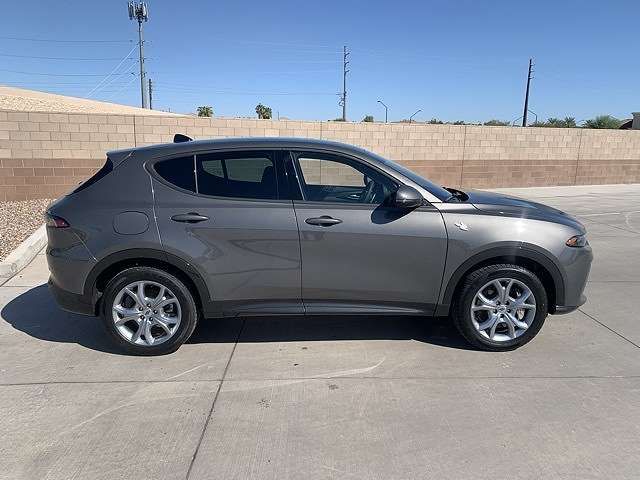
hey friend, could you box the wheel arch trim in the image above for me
[83,248,211,313]
[437,244,565,315]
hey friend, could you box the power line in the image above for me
[103,74,140,101]
[86,44,138,97]
[0,80,134,86]
[0,52,135,61]
[0,35,132,43]
[153,82,337,96]
[0,68,134,77]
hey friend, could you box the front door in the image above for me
[287,151,448,315]
[151,149,302,315]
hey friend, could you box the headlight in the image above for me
[566,234,588,247]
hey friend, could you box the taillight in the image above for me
[45,214,70,228]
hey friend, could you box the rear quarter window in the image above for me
[154,156,196,192]
[70,158,113,195]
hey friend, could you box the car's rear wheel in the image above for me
[452,264,548,351]
[101,266,198,355]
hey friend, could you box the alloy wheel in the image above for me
[111,280,182,346]
[470,277,537,342]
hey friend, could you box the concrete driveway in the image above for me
[1,184,639,480]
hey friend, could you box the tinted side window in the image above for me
[295,153,396,204]
[196,152,278,199]
[70,157,113,195]
[154,156,196,192]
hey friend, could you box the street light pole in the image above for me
[377,100,388,123]
[409,109,422,123]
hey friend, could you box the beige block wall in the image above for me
[1,109,640,201]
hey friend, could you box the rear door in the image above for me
[151,149,302,316]
[286,150,448,314]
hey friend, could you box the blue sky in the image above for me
[0,0,638,122]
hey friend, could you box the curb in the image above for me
[0,224,47,281]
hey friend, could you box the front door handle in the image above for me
[305,216,342,227]
[171,212,209,223]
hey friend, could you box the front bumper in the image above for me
[551,243,593,315]
[553,294,587,315]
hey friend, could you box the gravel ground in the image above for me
[0,199,52,261]
[0,86,183,116]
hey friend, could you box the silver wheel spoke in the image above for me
[136,281,148,306]
[114,305,138,317]
[477,292,496,308]
[130,323,143,343]
[507,312,529,330]
[489,319,499,339]
[504,316,516,338]
[144,320,154,345]
[124,287,142,308]
[492,280,507,303]
[156,297,178,309]
[152,286,166,308]
[477,313,498,331]
[472,304,493,312]
[505,279,516,302]
[115,314,141,326]
[153,317,173,335]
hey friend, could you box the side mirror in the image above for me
[392,185,423,209]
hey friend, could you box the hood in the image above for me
[463,189,585,232]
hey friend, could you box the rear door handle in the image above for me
[305,216,342,227]
[171,212,209,223]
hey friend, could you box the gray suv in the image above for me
[46,137,592,355]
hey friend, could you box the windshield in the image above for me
[371,153,453,201]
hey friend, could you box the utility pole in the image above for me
[128,2,149,108]
[522,58,533,127]
[340,45,350,121]
[148,78,153,109]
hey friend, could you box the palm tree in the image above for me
[255,103,272,119]
[197,106,213,117]
[583,115,621,129]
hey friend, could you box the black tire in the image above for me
[101,266,198,356]
[452,264,548,351]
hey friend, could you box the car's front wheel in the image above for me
[101,266,198,355]
[452,264,548,351]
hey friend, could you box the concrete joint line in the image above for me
[579,308,640,350]
[185,318,246,480]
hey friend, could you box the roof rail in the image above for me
[173,133,193,143]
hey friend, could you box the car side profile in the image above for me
[46,137,592,355]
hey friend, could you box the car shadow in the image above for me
[1,284,476,353]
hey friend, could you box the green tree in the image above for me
[534,117,577,128]
[255,103,273,119]
[583,115,621,129]
[362,115,374,122]
[483,119,510,126]
[427,118,444,124]
[452,120,466,125]
[197,106,213,117]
